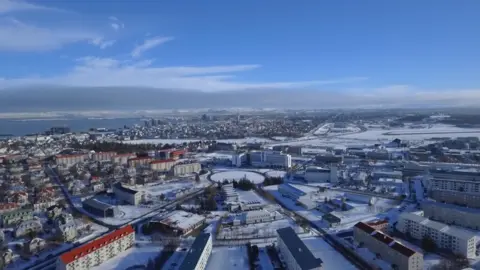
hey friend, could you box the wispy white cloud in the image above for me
[89,37,116,49]
[0,18,99,51]
[0,56,368,92]
[0,0,58,14]
[108,15,124,31]
[131,36,174,58]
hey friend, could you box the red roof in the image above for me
[171,150,186,155]
[150,159,175,164]
[56,154,86,159]
[0,203,19,210]
[60,225,134,265]
[367,220,389,226]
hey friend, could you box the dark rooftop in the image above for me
[322,213,341,223]
[179,233,211,270]
[354,222,376,234]
[113,182,138,194]
[82,198,114,212]
[276,227,322,270]
[390,241,417,257]
[372,231,394,245]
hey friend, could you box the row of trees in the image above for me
[233,178,256,191]
[246,243,260,269]
[263,176,283,186]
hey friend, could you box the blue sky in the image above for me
[0,0,479,103]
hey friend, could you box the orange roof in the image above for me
[150,159,175,164]
[60,225,134,264]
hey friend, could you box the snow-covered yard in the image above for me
[264,170,287,178]
[206,246,249,270]
[91,244,162,270]
[218,219,303,240]
[211,170,265,184]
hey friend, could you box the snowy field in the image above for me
[206,246,249,270]
[123,137,273,145]
[265,170,287,178]
[91,245,162,270]
[210,170,265,184]
[302,237,357,269]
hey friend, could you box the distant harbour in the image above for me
[0,118,143,137]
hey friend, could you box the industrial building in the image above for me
[232,210,279,225]
[56,225,135,270]
[422,200,480,230]
[245,151,292,168]
[278,183,308,200]
[354,222,423,270]
[276,227,323,270]
[82,198,115,218]
[149,210,206,236]
[304,166,338,183]
[396,212,477,258]
[113,182,143,206]
[178,233,212,270]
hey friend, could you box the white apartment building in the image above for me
[354,222,423,270]
[113,182,143,205]
[276,227,323,270]
[396,212,477,258]
[172,163,201,176]
[178,233,212,270]
[56,225,135,270]
[111,154,136,165]
[150,159,176,172]
[233,210,278,225]
[91,152,117,162]
[57,222,78,242]
[422,200,480,230]
[55,154,87,167]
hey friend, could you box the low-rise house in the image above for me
[57,221,77,242]
[15,218,43,237]
[1,208,33,227]
[0,203,19,214]
[5,191,29,205]
[150,210,206,236]
[46,205,63,220]
[24,237,46,254]
[91,182,105,193]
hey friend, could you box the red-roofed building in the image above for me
[55,154,87,167]
[170,149,186,160]
[111,153,136,165]
[150,159,176,172]
[56,225,135,270]
[367,219,389,232]
[128,157,153,168]
[0,203,19,214]
[92,152,117,162]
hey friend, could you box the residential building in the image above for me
[15,218,43,237]
[239,201,265,212]
[150,210,206,236]
[24,237,46,254]
[170,149,186,160]
[57,221,77,242]
[354,222,423,270]
[233,210,279,225]
[2,249,13,266]
[0,203,20,214]
[396,212,477,258]
[47,205,63,220]
[82,198,115,217]
[367,219,389,232]
[128,157,153,168]
[111,153,136,165]
[55,154,87,166]
[0,229,4,245]
[431,190,480,208]
[150,159,175,172]
[56,225,135,270]
[92,152,117,162]
[0,209,33,227]
[178,233,212,270]
[113,182,143,205]
[172,163,201,176]
[422,200,480,230]
[276,227,323,270]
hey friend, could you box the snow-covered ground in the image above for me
[264,170,287,178]
[210,170,265,184]
[91,244,162,270]
[302,237,357,269]
[206,246,249,270]
[218,219,304,240]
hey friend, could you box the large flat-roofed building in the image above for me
[248,151,292,168]
[172,163,201,176]
[55,154,87,167]
[427,169,480,209]
[422,200,480,230]
[354,222,423,270]
[431,190,480,208]
[92,152,117,162]
[82,198,114,218]
[150,210,206,236]
[113,182,143,206]
[56,225,135,270]
[178,233,212,270]
[304,167,331,183]
[276,227,323,270]
[396,212,477,258]
[278,183,307,200]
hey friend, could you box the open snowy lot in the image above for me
[265,170,287,178]
[218,219,303,240]
[211,170,265,184]
[91,245,162,270]
[206,246,249,270]
[302,237,357,269]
